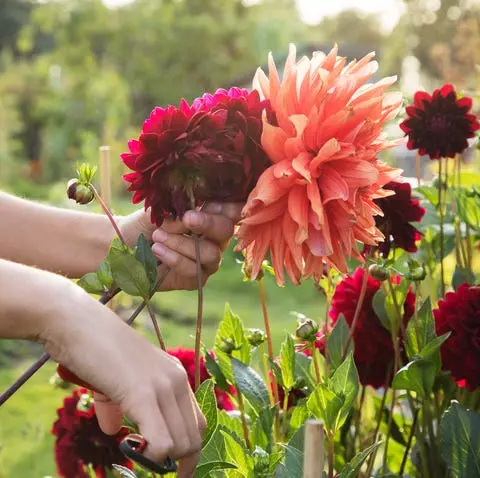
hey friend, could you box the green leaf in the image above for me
[279,333,296,391]
[295,352,316,391]
[204,352,229,391]
[112,465,137,478]
[337,442,382,478]
[96,260,113,288]
[326,314,352,371]
[199,428,227,465]
[108,247,151,297]
[372,289,391,330]
[221,430,253,476]
[452,264,476,291]
[457,190,480,229]
[77,272,105,294]
[416,185,439,207]
[288,401,309,440]
[419,332,451,359]
[195,379,218,448]
[231,357,270,415]
[275,444,303,478]
[218,411,245,443]
[405,297,436,359]
[440,401,480,478]
[252,406,276,453]
[269,358,284,389]
[307,383,343,433]
[194,461,237,477]
[215,350,234,384]
[392,358,436,398]
[135,233,158,290]
[215,304,251,365]
[328,353,359,430]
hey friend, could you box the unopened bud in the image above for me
[76,392,93,413]
[406,265,427,281]
[246,328,267,347]
[241,260,263,282]
[67,179,94,205]
[219,338,236,355]
[295,318,319,342]
[253,446,270,474]
[49,372,70,390]
[368,264,389,281]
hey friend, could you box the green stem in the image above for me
[425,398,440,477]
[352,385,366,454]
[311,342,322,384]
[282,389,290,442]
[399,408,418,477]
[237,390,251,450]
[328,433,335,478]
[438,158,446,297]
[146,301,166,351]
[260,343,274,406]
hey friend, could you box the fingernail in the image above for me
[154,228,168,242]
[185,211,202,228]
[152,243,167,257]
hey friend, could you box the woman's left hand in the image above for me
[120,202,243,291]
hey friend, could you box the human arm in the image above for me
[0,258,206,476]
[0,191,242,289]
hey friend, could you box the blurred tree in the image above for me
[0,0,33,55]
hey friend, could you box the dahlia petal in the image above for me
[319,165,349,203]
[288,185,309,243]
[310,138,341,173]
[261,122,288,163]
[241,199,287,225]
[307,181,325,225]
[253,67,270,100]
[334,159,379,187]
[292,152,312,182]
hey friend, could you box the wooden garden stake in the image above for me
[303,420,325,478]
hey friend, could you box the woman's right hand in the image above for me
[41,281,206,478]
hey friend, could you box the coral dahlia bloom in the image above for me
[325,268,415,388]
[236,44,403,285]
[52,388,132,478]
[400,84,479,160]
[374,181,426,256]
[122,88,270,226]
[434,283,480,391]
[168,347,234,410]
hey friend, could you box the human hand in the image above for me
[42,284,206,477]
[120,202,243,291]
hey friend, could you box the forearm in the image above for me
[0,258,78,341]
[0,191,116,277]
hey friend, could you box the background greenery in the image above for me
[0,0,479,476]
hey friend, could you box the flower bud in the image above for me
[219,337,236,355]
[76,392,93,413]
[252,446,270,475]
[49,372,70,390]
[368,264,389,282]
[295,318,319,342]
[67,179,94,205]
[246,328,267,347]
[406,265,427,281]
[241,260,264,282]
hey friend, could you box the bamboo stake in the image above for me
[303,420,325,478]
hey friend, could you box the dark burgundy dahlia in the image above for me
[374,181,425,256]
[324,268,415,388]
[434,283,480,391]
[168,348,234,410]
[400,84,479,160]
[122,87,271,226]
[52,388,132,478]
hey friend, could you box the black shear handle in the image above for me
[119,434,177,475]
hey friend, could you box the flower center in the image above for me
[427,114,451,133]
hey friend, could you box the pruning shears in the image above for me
[119,433,177,475]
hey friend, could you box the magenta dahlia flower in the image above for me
[400,84,479,160]
[51,388,132,478]
[122,88,271,226]
[374,181,425,256]
[434,283,480,391]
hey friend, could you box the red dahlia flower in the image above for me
[122,88,271,226]
[374,181,425,256]
[52,388,132,478]
[168,347,234,410]
[325,268,415,388]
[434,283,480,391]
[400,84,479,160]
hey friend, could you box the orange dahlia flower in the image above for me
[236,44,404,285]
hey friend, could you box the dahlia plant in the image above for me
[2,44,480,478]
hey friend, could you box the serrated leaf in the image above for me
[218,411,245,443]
[215,304,251,365]
[252,406,275,453]
[97,260,113,288]
[440,401,480,478]
[275,444,303,478]
[307,384,343,433]
[269,358,284,389]
[372,289,391,330]
[231,357,270,414]
[108,248,150,297]
[416,185,439,207]
[419,332,451,359]
[194,461,237,477]
[326,314,352,371]
[135,233,158,290]
[337,442,382,477]
[328,353,359,430]
[295,352,316,391]
[392,358,436,398]
[195,379,218,448]
[220,430,253,476]
[205,352,229,391]
[279,333,296,391]
[405,297,436,359]
[77,272,105,294]
[288,401,309,440]
[199,428,226,465]
[112,465,137,478]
